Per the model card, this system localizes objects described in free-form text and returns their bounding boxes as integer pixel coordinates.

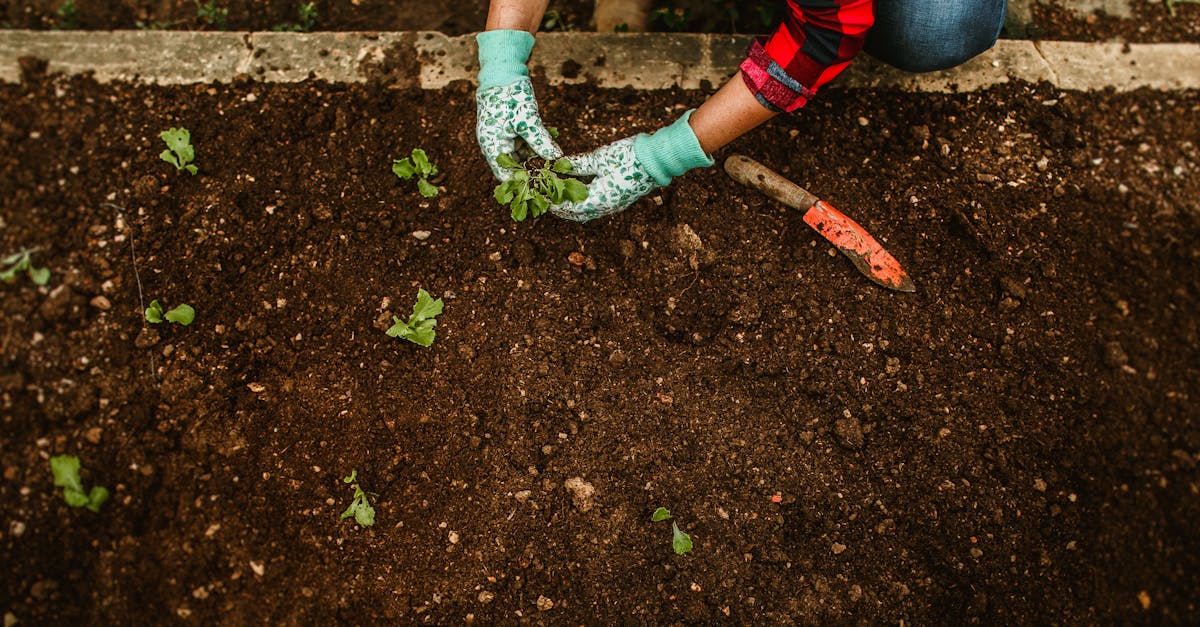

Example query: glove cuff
[476,30,535,90]
[633,110,715,186]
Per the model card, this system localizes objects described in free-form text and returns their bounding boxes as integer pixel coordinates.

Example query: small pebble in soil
[84,427,102,444]
[135,328,160,348]
[89,295,111,311]
[564,477,596,512]
[832,542,847,555]
[448,531,460,544]
[9,521,25,538]
[536,596,554,611]
[478,591,495,603]
[411,230,431,240]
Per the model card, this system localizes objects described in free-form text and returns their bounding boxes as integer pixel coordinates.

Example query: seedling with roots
[493,153,588,222]
[1,248,50,286]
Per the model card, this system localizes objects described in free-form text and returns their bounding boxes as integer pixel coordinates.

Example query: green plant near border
[55,0,79,29]
[340,469,376,528]
[272,2,318,32]
[1166,0,1200,16]
[1,249,50,286]
[493,154,588,222]
[195,1,228,29]
[651,507,694,555]
[145,300,195,326]
[651,7,690,31]
[159,127,198,175]
[50,455,110,513]
[386,288,444,347]
[392,148,440,198]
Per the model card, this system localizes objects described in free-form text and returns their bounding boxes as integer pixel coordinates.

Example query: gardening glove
[476,29,563,182]
[550,110,713,223]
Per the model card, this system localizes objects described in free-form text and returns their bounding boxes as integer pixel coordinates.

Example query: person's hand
[475,30,562,182]
[551,111,713,223]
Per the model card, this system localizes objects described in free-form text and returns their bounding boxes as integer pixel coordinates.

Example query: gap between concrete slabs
[0,31,1197,92]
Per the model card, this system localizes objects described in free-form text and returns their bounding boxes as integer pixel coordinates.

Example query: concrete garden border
[1,31,1197,92]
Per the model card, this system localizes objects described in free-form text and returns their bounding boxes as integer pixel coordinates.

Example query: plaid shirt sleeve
[739,0,875,113]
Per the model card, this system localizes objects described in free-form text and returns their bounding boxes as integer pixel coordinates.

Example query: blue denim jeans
[865,0,1008,72]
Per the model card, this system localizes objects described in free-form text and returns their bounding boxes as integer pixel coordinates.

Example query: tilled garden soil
[1,64,1198,624]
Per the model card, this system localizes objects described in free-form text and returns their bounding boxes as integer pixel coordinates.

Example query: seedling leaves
[651,507,671,522]
[144,300,164,323]
[671,521,693,554]
[1,249,50,285]
[159,127,198,175]
[145,300,194,325]
[50,455,110,513]
[493,153,588,222]
[393,148,439,197]
[386,288,444,347]
[340,469,376,528]
[164,303,195,325]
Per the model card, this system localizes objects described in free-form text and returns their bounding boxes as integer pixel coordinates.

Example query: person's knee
[866,0,1007,73]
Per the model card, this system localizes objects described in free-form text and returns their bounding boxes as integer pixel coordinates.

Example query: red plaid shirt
[740,0,875,112]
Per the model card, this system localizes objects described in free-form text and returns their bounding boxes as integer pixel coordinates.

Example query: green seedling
[272,2,318,32]
[386,288,444,347]
[340,469,376,528]
[493,154,588,222]
[651,507,693,555]
[144,300,195,326]
[1,249,50,286]
[195,1,228,29]
[50,455,110,513]
[55,0,79,29]
[392,148,440,198]
[651,7,690,31]
[1167,0,1200,16]
[159,127,198,175]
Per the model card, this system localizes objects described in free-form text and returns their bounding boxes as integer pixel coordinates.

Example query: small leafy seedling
[392,148,440,198]
[50,455,110,513]
[272,2,318,31]
[651,507,693,555]
[386,288,444,347]
[195,1,228,29]
[1,249,50,286]
[341,469,376,528]
[493,154,588,222]
[145,300,195,326]
[55,0,79,29]
[159,127,198,175]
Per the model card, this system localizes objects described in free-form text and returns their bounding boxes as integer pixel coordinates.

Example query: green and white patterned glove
[550,110,714,222]
[476,30,563,182]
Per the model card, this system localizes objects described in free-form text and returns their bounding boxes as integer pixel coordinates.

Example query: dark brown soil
[1,60,1199,624]
[4,0,1199,44]
[1032,0,1200,43]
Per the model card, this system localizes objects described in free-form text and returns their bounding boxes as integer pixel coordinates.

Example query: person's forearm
[486,0,552,33]
[688,71,778,155]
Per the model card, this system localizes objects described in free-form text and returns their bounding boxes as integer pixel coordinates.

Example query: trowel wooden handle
[724,154,819,211]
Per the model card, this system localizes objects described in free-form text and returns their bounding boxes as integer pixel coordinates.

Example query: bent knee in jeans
[865,0,1007,73]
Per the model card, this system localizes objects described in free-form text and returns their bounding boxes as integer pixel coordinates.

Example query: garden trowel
[724,154,915,293]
